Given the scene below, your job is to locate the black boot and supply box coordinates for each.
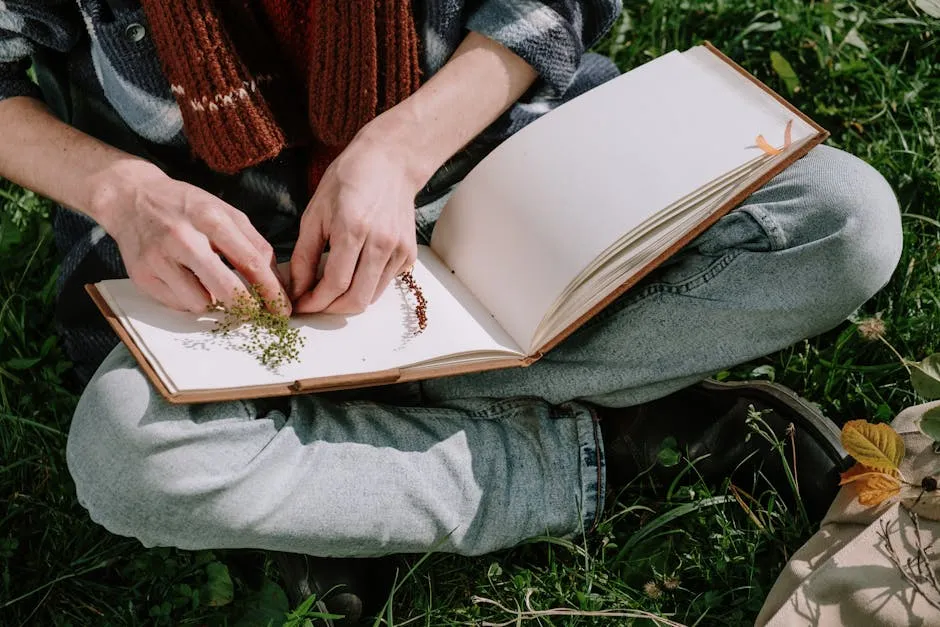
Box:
[271,552,397,626]
[600,379,853,522]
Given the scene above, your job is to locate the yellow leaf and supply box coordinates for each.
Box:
[841,420,905,472]
[855,472,902,507]
[839,461,903,507]
[839,462,867,485]
[839,462,899,486]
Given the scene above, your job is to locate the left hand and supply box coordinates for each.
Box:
[289,128,422,314]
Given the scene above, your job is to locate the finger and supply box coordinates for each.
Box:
[221,206,286,287]
[171,233,249,310]
[324,234,394,314]
[289,215,327,302]
[201,210,290,314]
[154,258,214,312]
[370,249,410,305]
[294,232,364,313]
[133,272,186,311]
[222,206,273,260]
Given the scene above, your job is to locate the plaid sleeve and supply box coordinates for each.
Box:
[467,0,622,95]
[0,1,82,102]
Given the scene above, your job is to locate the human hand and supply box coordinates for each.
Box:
[96,167,289,314]
[289,129,422,314]
[288,29,540,315]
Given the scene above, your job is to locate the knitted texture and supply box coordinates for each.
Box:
[137,0,422,183]
[0,1,623,152]
[0,0,622,382]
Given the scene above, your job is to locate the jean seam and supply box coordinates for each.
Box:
[738,204,788,251]
[336,395,553,420]
[586,405,605,533]
[554,401,603,535]
[333,396,601,536]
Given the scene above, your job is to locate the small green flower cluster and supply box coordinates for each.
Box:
[210,286,304,369]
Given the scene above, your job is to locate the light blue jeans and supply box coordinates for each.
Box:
[67,146,903,557]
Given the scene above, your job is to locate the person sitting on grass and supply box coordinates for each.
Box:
[0,0,902,623]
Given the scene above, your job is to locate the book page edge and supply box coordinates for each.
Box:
[85,283,533,403]
[84,283,185,403]
[533,129,828,356]
[701,41,827,135]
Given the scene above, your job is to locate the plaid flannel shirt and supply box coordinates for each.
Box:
[0,0,622,382]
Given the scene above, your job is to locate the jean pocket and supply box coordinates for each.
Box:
[693,209,774,256]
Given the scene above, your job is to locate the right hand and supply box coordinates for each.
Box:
[95,167,290,314]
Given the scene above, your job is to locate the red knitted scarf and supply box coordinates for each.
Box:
[139,1,422,188]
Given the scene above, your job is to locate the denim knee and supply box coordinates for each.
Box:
[66,348,181,544]
[823,147,901,302]
[767,145,902,311]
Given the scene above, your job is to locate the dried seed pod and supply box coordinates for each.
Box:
[398,270,428,335]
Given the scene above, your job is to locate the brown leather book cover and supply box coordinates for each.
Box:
[86,283,533,404]
[86,43,828,404]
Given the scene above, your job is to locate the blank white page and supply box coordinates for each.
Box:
[430,47,816,351]
[99,246,523,393]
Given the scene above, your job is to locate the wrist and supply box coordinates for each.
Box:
[357,103,443,190]
[87,158,166,232]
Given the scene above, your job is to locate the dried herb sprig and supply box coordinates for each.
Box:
[398,270,427,335]
[209,286,304,369]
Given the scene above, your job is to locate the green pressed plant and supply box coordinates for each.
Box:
[210,286,305,369]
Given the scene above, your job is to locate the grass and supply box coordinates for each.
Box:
[1,0,938,624]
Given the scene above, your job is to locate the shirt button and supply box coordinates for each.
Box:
[125,23,146,43]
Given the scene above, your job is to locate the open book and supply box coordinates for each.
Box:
[88,43,827,404]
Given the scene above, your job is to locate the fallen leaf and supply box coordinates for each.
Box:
[839,462,874,485]
[855,472,902,506]
[839,462,899,486]
[841,420,905,472]
[839,462,869,485]
[839,462,903,507]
